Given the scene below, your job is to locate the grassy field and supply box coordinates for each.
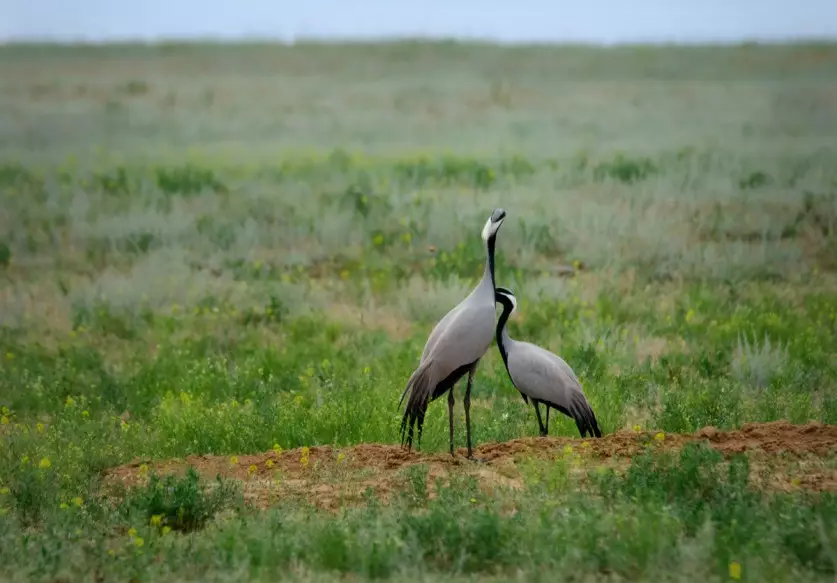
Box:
[1,40,837,581]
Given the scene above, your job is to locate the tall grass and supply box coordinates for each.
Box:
[0,41,836,581]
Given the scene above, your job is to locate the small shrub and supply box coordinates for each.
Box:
[93,166,132,196]
[593,154,658,184]
[121,80,149,96]
[0,162,41,190]
[156,165,228,196]
[731,332,789,389]
[0,241,10,267]
[739,171,772,190]
[401,463,429,507]
[124,466,240,532]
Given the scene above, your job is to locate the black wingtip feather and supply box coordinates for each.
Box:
[398,361,435,451]
[566,394,603,439]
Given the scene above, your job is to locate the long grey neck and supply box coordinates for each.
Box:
[495,301,514,368]
[477,235,497,295]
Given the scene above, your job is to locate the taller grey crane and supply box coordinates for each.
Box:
[494,287,602,438]
[398,208,508,459]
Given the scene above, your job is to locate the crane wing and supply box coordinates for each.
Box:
[420,301,466,363]
[507,341,601,437]
[423,302,496,373]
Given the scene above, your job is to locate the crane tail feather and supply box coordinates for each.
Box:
[399,360,436,451]
[550,392,603,439]
[573,393,602,438]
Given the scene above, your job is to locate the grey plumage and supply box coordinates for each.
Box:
[399,208,507,458]
[494,287,602,438]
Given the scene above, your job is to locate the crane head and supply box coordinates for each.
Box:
[481,208,507,241]
[495,286,518,317]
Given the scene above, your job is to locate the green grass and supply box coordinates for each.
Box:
[1,40,837,581]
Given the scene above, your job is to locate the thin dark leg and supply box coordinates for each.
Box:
[533,401,547,436]
[417,410,426,450]
[447,388,455,456]
[545,406,550,435]
[464,366,476,458]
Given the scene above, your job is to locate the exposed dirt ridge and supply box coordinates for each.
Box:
[104,421,837,509]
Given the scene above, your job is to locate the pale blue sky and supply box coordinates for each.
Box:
[2,0,836,44]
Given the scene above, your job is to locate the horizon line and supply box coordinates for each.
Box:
[2,33,837,48]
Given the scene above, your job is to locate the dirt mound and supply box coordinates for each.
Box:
[103,421,837,509]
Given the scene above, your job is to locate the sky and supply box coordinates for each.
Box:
[2,0,836,44]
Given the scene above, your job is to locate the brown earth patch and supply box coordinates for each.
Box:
[103,421,837,510]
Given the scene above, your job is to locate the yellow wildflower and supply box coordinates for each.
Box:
[38,457,52,469]
[632,424,641,433]
[247,464,257,476]
[150,514,162,526]
[265,459,274,469]
[654,432,665,442]
[272,443,283,456]
[72,496,83,507]
[134,537,144,548]
[229,456,239,466]
[127,527,137,538]
[60,503,69,510]
[336,452,346,464]
[0,416,7,425]
[36,423,44,433]
[729,561,741,580]
[65,396,75,408]
[162,526,172,535]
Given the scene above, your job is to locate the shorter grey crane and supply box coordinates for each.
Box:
[494,287,602,438]
[398,208,508,459]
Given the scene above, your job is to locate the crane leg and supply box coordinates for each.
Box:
[545,406,550,435]
[464,365,476,459]
[533,402,547,437]
[447,388,455,456]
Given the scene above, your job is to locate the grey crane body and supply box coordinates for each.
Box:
[399,208,507,458]
[494,287,602,438]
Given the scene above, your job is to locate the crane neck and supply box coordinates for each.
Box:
[495,300,512,369]
[483,234,497,290]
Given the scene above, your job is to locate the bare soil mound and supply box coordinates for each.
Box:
[104,421,837,509]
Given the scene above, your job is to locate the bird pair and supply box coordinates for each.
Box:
[398,208,602,459]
